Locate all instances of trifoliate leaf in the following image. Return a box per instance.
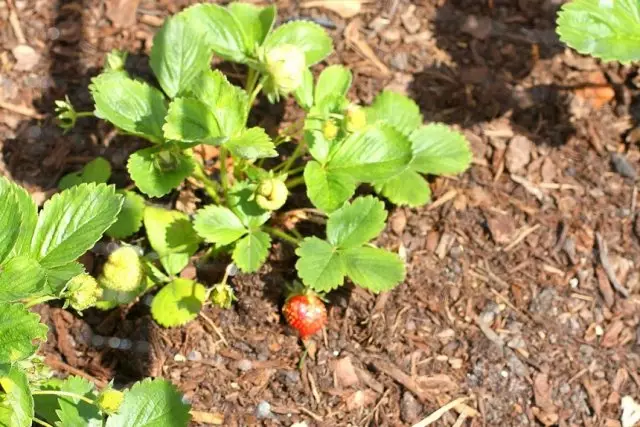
[263,21,333,66]
[0,304,47,364]
[0,365,33,427]
[227,3,276,52]
[295,237,346,292]
[107,191,146,239]
[374,169,431,207]
[30,183,123,268]
[105,378,190,427]
[315,65,352,107]
[184,70,248,137]
[556,0,640,63]
[326,196,387,249]
[90,71,167,144]
[143,206,200,277]
[225,127,277,160]
[181,3,249,63]
[0,177,22,263]
[365,91,423,136]
[54,376,101,427]
[44,262,86,296]
[151,279,206,327]
[327,124,413,182]
[304,160,356,213]
[227,181,271,229]
[342,246,405,293]
[0,256,46,303]
[150,14,213,98]
[410,124,471,175]
[294,69,314,110]
[8,181,37,257]
[232,230,271,273]
[127,148,195,198]
[193,205,247,246]
[163,98,222,143]
[59,157,112,190]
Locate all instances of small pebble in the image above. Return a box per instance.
[256,401,271,419]
[611,153,637,179]
[108,337,121,349]
[174,354,186,362]
[187,350,202,361]
[237,359,253,371]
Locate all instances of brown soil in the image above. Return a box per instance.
[2,0,640,426]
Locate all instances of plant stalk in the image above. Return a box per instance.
[32,390,96,406]
[32,417,55,427]
[278,142,305,174]
[264,226,301,246]
[219,147,230,200]
[191,164,222,205]
[285,176,305,189]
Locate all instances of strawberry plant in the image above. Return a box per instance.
[0,178,191,426]
[556,0,640,63]
[55,2,471,329]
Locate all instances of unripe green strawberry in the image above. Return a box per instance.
[256,178,288,211]
[210,283,236,309]
[66,273,102,311]
[96,388,124,415]
[265,44,306,94]
[345,105,366,132]
[323,120,339,140]
[98,246,144,292]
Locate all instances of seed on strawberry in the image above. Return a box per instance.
[283,293,327,339]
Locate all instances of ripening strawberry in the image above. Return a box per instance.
[283,292,327,339]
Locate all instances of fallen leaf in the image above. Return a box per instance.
[574,70,615,110]
[335,357,359,388]
[301,0,371,18]
[533,374,556,413]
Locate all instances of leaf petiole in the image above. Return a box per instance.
[285,176,305,189]
[32,417,55,427]
[32,390,97,406]
[263,226,300,246]
[192,164,222,205]
[219,147,230,200]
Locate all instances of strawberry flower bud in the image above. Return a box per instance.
[98,246,144,292]
[322,120,339,140]
[104,49,127,72]
[97,388,124,415]
[66,274,102,311]
[345,105,366,133]
[265,44,306,95]
[210,283,236,309]
[256,177,288,211]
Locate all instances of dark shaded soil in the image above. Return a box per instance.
[2,0,640,426]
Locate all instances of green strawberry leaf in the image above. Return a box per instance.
[410,124,471,175]
[263,21,333,66]
[163,98,222,144]
[304,130,330,164]
[127,148,195,198]
[150,14,213,98]
[184,70,248,137]
[0,256,46,303]
[225,127,277,160]
[30,183,123,268]
[106,191,146,239]
[0,304,47,364]
[193,205,247,246]
[326,196,387,249]
[59,157,112,190]
[374,169,431,207]
[232,230,271,273]
[304,160,356,213]
[105,378,190,427]
[181,3,249,63]
[342,246,405,293]
[8,182,37,258]
[0,177,22,263]
[44,262,86,296]
[144,206,200,277]
[90,71,167,144]
[327,124,413,182]
[151,279,206,327]
[0,365,33,427]
[315,65,352,107]
[53,376,101,427]
[365,90,423,136]
[556,0,640,63]
[295,237,346,292]
[227,181,271,229]
[227,3,276,52]
[294,68,314,110]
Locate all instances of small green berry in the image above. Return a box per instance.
[264,44,306,95]
[66,274,102,311]
[97,388,124,415]
[345,105,367,132]
[256,178,288,211]
[323,120,339,140]
[99,246,144,292]
[210,283,236,309]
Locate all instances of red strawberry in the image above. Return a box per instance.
[283,293,327,339]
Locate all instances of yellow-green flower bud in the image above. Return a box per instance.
[256,178,288,211]
[211,283,236,309]
[265,44,306,94]
[67,274,102,311]
[99,246,144,292]
[104,49,127,72]
[345,105,366,132]
[97,388,124,415]
[323,120,339,140]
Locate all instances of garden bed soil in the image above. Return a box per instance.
[2,0,640,426]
